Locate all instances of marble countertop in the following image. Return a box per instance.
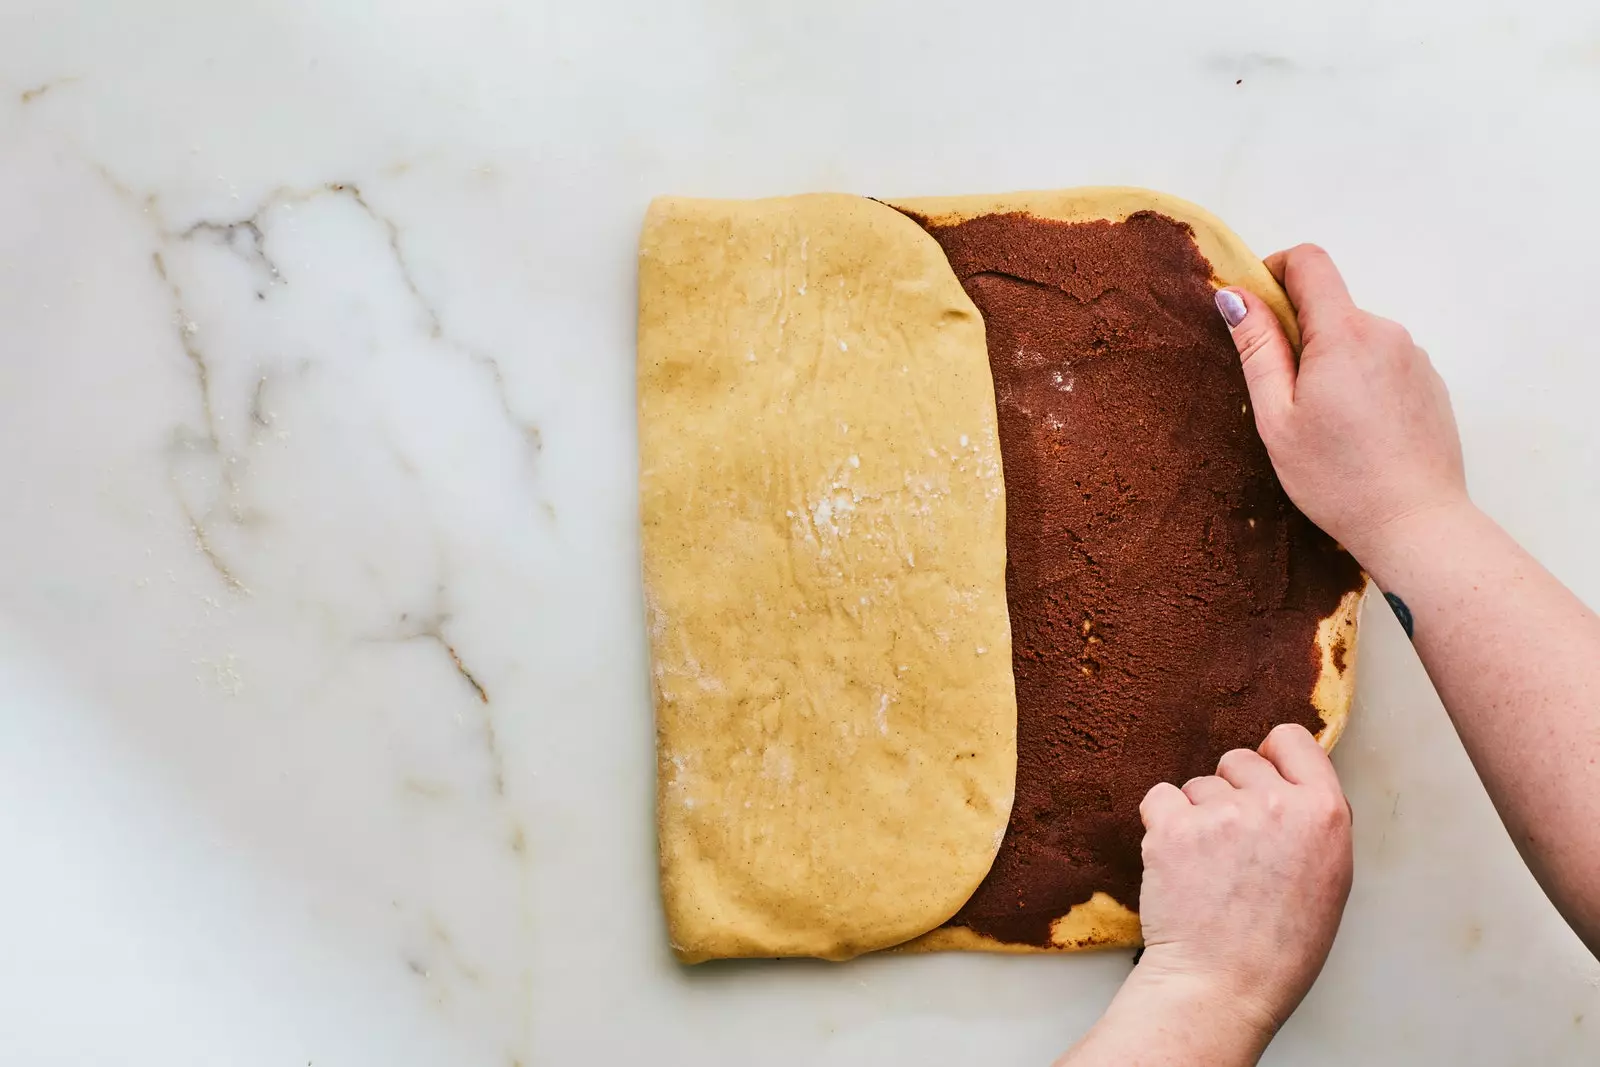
[4,1,1600,1064]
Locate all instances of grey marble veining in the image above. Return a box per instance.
[4,1,1600,1064]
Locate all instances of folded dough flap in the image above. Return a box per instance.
[638,194,1018,963]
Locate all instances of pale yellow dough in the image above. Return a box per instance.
[891,186,1366,954]
[638,193,1018,963]
[640,186,1365,962]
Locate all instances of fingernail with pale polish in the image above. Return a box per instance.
[1215,288,1247,328]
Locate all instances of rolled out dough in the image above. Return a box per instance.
[639,186,1365,962]
[639,194,1018,962]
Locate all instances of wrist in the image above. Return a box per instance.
[1084,964,1276,1065]
[1342,496,1482,586]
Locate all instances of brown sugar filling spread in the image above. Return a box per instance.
[904,209,1365,948]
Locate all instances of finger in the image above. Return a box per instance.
[1181,774,1235,805]
[1139,781,1190,828]
[1215,285,1296,433]
[1215,747,1284,790]
[1258,722,1339,789]
[1262,248,1290,282]
[1266,244,1356,341]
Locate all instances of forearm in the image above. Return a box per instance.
[1353,501,1600,946]
[1056,972,1272,1067]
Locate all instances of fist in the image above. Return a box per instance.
[1136,723,1354,1038]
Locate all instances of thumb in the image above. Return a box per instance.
[1215,286,1296,434]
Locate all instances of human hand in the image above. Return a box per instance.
[1215,245,1468,564]
[1132,723,1354,1044]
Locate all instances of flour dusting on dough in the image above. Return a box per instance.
[680,648,726,693]
[761,744,796,784]
[664,752,701,812]
[645,593,668,639]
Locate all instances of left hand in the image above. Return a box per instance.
[1133,723,1355,1039]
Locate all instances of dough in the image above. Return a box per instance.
[638,193,1017,963]
[638,186,1365,961]
[891,188,1366,953]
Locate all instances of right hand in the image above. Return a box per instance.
[1215,244,1468,561]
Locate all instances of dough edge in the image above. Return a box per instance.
[886,186,1366,955]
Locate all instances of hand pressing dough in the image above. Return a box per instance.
[892,188,1302,345]
[890,188,1366,954]
[638,193,1017,963]
[892,187,1360,749]
[639,186,1365,962]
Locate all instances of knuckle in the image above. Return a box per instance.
[1217,748,1257,775]
[1180,775,1231,804]
[1351,314,1413,353]
[1264,722,1309,751]
[1139,782,1183,825]
[1320,790,1353,828]
[1208,798,1244,826]
[1377,319,1413,348]
[1342,309,1377,340]
[1220,806,1253,836]
[1299,789,1349,830]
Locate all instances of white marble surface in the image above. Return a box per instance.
[4,1,1600,1063]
